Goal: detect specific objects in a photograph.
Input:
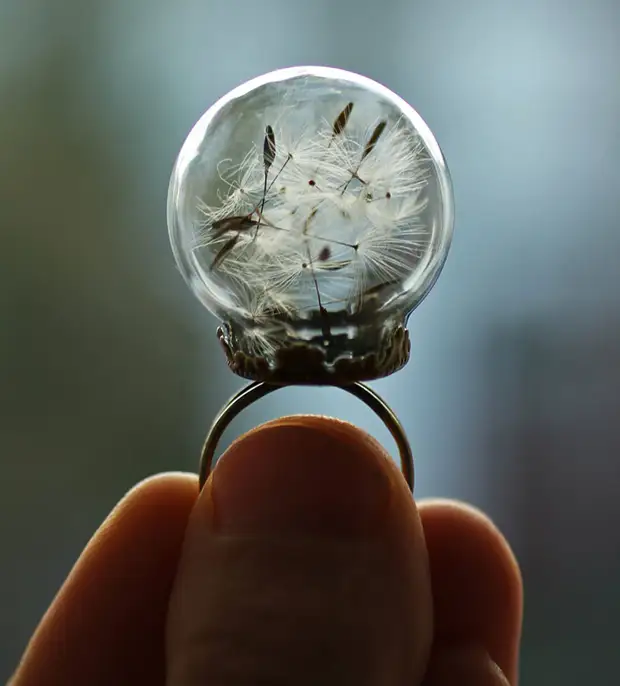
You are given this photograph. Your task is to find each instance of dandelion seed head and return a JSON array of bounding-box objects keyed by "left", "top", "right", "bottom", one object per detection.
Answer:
[{"left": 168, "top": 67, "right": 454, "bottom": 368}]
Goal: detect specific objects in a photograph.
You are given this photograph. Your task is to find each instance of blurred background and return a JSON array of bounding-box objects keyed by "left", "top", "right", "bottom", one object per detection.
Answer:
[{"left": 1, "top": 0, "right": 619, "bottom": 682}]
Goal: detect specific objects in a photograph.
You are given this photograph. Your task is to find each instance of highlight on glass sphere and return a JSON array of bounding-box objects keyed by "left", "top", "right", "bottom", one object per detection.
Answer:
[{"left": 167, "top": 66, "right": 454, "bottom": 382}]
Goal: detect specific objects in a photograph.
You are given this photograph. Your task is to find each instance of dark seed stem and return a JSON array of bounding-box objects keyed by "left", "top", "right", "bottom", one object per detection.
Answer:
[{"left": 304, "top": 245, "right": 331, "bottom": 339}]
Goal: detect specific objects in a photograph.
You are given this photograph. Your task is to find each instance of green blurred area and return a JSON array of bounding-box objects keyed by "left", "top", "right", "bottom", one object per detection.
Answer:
[{"left": 1, "top": 0, "right": 619, "bottom": 682}]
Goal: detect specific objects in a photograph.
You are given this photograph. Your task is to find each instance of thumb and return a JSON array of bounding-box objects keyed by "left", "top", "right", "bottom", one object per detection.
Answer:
[{"left": 166, "top": 416, "right": 433, "bottom": 686}]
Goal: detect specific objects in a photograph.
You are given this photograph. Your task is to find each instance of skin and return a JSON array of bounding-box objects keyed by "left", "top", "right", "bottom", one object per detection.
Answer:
[{"left": 11, "top": 416, "right": 522, "bottom": 685}]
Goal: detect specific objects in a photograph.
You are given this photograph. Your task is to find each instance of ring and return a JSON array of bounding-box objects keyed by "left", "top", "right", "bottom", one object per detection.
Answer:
[{"left": 198, "top": 381, "right": 414, "bottom": 492}]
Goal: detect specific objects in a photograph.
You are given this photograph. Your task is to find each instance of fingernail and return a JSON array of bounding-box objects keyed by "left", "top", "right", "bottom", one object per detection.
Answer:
[{"left": 210, "top": 416, "right": 395, "bottom": 538}]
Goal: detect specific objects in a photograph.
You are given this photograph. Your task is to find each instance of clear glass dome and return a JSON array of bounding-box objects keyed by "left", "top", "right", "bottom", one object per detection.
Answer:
[{"left": 168, "top": 66, "right": 454, "bottom": 382}]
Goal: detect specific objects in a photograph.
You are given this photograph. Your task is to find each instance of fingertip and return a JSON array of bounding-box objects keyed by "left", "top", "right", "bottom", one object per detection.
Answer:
[
  {"left": 424, "top": 645, "right": 510, "bottom": 686},
  {"left": 13, "top": 472, "right": 198, "bottom": 686},
  {"left": 420, "top": 498, "right": 522, "bottom": 587},
  {"left": 125, "top": 470, "right": 199, "bottom": 497},
  {"left": 210, "top": 415, "right": 404, "bottom": 538},
  {"left": 110, "top": 471, "right": 198, "bottom": 528},
  {"left": 419, "top": 499, "right": 523, "bottom": 684}
]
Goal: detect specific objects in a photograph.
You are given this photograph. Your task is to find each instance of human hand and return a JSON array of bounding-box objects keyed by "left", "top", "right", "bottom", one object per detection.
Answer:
[{"left": 11, "top": 416, "right": 522, "bottom": 685}]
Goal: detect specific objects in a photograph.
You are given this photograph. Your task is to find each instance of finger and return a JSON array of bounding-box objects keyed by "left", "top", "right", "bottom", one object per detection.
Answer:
[
  {"left": 166, "top": 416, "right": 433, "bottom": 686},
  {"left": 423, "top": 646, "right": 510, "bottom": 686},
  {"left": 419, "top": 500, "right": 523, "bottom": 685},
  {"left": 12, "top": 473, "right": 198, "bottom": 686}
]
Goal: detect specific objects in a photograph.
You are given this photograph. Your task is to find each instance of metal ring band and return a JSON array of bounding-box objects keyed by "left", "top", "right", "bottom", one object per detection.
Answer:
[{"left": 199, "top": 381, "right": 413, "bottom": 492}]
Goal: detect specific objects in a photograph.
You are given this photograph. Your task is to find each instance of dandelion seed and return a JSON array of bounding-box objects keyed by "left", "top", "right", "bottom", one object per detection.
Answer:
[
  {"left": 332, "top": 102, "right": 354, "bottom": 137},
  {"left": 210, "top": 234, "right": 240, "bottom": 270},
  {"left": 211, "top": 215, "right": 257, "bottom": 240},
  {"left": 362, "top": 120, "right": 387, "bottom": 161},
  {"left": 254, "top": 125, "right": 278, "bottom": 239},
  {"left": 263, "top": 125, "right": 276, "bottom": 170},
  {"left": 339, "top": 119, "right": 387, "bottom": 196}
]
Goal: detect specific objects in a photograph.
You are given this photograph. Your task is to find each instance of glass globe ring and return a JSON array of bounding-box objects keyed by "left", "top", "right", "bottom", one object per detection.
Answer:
[{"left": 167, "top": 67, "right": 454, "bottom": 492}]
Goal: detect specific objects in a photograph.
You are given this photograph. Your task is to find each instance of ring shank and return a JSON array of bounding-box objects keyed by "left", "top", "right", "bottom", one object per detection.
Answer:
[{"left": 199, "top": 381, "right": 414, "bottom": 492}]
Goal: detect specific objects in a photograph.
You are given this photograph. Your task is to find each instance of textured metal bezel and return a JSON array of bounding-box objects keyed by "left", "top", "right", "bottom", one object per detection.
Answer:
[{"left": 216, "top": 322, "right": 411, "bottom": 384}]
